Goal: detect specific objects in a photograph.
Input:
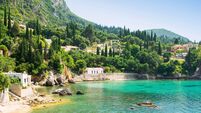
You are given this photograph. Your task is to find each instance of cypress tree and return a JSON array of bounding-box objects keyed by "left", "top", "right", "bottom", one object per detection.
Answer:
[
  {"left": 158, "top": 41, "right": 162, "bottom": 55},
  {"left": 39, "top": 42, "right": 43, "bottom": 55},
  {"left": 44, "top": 43, "right": 48, "bottom": 60},
  {"left": 96, "top": 47, "right": 100, "bottom": 55},
  {"left": 36, "top": 18, "right": 40, "bottom": 35},
  {"left": 4, "top": 6, "right": 7, "bottom": 26},
  {"left": 101, "top": 49, "right": 104, "bottom": 56},
  {"left": 0, "top": 20, "right": 2, "bottom": 39},
  {"left": 154, "top": 33, "right": 157, "bottom": 42},
  {"left": 28, "top": 29, "right": 33, "bottom": 63},
  {"left": 8, "top": 7, "right": 11, "bottom": 31},
  {"left": 112, "top": 48, "right": 115, "bottom": 57},
  {"left": 104, "top": 45, "right": 108, "bottom": 57},
  {"left": 25, "top": 25, "right": 29, "bottom": 39},
  {"left": 109, "top": 48, "right": 112, "bottom": 57}
]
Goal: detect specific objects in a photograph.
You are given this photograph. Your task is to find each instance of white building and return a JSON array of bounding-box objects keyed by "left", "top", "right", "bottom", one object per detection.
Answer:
[
  {"left": 61, "top": 46, "right": 79, "bottom": 52},
  {"left": 4, "top": 72, "right": 32, "bottom": 87},
  {"left": 86, "top": 68, "right": 104, "bottom": 75}
]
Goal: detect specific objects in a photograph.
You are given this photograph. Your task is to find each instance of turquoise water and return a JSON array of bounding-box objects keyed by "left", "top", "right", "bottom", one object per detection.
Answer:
[{"left": 32, "top": 80, "right": 201, "bottom": 113}]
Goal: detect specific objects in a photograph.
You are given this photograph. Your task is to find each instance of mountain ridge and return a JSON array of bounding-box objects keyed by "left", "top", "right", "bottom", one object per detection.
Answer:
[{"left": 145, "top": 28, "right": 190, "bottom": 42}]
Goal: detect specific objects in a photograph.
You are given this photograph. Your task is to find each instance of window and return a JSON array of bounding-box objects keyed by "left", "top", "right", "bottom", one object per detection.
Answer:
[{"left": 24, "top": 79, "right": 26, "bottom": 83}]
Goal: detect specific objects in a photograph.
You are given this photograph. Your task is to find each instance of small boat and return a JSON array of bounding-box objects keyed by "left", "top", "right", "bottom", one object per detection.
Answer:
[{"left": 136, "top": 101, "right": 158, "bottom": 108}]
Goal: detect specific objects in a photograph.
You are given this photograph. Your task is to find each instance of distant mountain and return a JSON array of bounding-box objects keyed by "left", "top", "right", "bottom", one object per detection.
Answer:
[{"left": 146, "top": 29, "right": 190, "bottom": 43}]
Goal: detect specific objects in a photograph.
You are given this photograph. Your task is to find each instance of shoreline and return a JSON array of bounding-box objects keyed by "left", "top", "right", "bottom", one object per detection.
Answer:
[{"left": 74, "top": 73, "right": 201, "bottom": 82}]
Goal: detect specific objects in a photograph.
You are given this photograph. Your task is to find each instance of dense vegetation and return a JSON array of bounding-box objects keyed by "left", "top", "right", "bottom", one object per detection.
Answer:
[{"left": 0, "top": 0, "right": 200, "bottom": 79}]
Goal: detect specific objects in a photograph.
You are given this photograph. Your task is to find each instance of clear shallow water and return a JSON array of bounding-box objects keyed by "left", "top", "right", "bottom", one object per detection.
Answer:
[{"left": 32, "top": 80, "right": 201, "bottom": 113}]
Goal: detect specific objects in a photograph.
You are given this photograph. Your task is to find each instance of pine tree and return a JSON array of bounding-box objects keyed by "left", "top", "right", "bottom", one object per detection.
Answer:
[
  {"left": 4, "top": 6, "right": 7, "bottom": 26},
  {"left": 28, "top": 29, "right": 33, "bottom": 63},
  {"left": 158, "top": 41, "right": 162, "bottom": 55}
]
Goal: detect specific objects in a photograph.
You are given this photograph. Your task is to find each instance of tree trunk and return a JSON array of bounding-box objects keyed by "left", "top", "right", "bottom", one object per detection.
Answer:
[{"left": 0, "top": 88, "right": 9, "bottom": 104}]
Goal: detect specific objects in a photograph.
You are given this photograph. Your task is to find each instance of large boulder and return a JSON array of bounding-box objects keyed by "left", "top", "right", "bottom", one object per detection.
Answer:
[
  {"left": 59, "top": 88, "right": 72, "bottom": 96},
  {"left": 52, "top": 88, "right": 72, "bottom": 96},
  {"left": 56, "top": 76, "right": 66, "bottom": 85},
  {"left": 46, "top": 79, "right": 55, "bottom": 86}
]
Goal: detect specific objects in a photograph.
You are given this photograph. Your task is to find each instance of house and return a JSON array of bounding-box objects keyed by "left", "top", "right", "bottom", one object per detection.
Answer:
[
  {"left": 61, "top": 46, "right": 79, "bottom": 52},
  {"left": 85, "top": 68, "right": 104, "bottom": 75},
  {"left": 171, "top": 43, "right": 198, "bottom": 53},
  {"left": 4, "top": 72, "right": 32, "bottom": 87}
]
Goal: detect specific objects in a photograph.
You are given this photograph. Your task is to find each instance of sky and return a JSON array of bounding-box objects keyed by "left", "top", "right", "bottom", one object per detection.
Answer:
[{"left": 66, "top": 0, "right": 201, "bottom": 41}]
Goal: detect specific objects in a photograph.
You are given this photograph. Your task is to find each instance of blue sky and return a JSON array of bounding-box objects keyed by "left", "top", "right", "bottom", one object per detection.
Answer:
[{"left": 66, "top": 0, "right": 201, "bottom": 41}]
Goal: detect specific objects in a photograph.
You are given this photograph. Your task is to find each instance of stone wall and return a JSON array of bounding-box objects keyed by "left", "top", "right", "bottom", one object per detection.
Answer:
[
  {"left": 105, "top": 73, "right": 154, "bottom": 80},
  {"left": 10, "top": 84, "right": 34, "bottom": 97},
  {"left": 76, "top": 73, "right": 154, "bottom": 81}
]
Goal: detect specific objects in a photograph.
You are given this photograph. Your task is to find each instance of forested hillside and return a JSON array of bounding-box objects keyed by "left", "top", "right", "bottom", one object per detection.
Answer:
[
  {"left": 146, "top": 29, "right": 190, "bottom": 43},
  {"left": 0, "top": 0, "right": 92, "bottom": 26}
]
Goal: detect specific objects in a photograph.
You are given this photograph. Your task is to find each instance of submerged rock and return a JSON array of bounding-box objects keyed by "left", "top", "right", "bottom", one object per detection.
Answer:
[{"left": 76, "top": 91, "right": 84, "bottom": 95}]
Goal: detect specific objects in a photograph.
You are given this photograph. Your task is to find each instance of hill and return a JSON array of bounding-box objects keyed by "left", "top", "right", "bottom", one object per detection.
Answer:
[
  {"left": 146, "top": 29, "right": 190, "bottom": 43},
  {"left": 0, "top": 0, "right": 92, "bottom": 26}
]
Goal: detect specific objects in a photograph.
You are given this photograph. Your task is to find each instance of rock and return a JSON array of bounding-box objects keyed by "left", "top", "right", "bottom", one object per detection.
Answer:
[
  {"left": 68, "top": 79, "right": 75, "bottom": 84},
  {"left": 76, "top": 91, "right": 84, "bottom": 95},
  {"left": 56, "top": 76, "right": 66, "bottom": 85},
  {"left": 52, "top": 88, "right": 63, "bottom": 94},
  {"left": 53, "top": 88, "right": 72, "bottom": 96},
  {"left": 129, "top": 107, "right": 135, "bottom": 110},
  {"left": 59, "top": 88, "right": 72, "bottom": 96},
  {"left": 60, "top": 84, "right": 65, "bottom": 87},
  {"left": 46, "top": 79, "right": 55, "bottom": 86}
]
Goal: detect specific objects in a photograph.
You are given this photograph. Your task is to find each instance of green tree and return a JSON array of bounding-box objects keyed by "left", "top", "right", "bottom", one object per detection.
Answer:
[
  {"left": 48, "top": 53, "right": 62, "bottom": 73},
  {"left": 7, "top": 7, "right": 11, "bottom": 32},
  {"left": 36, "top": 18, "right": 40, "bottom": 35},
  {"left": 158, "top": 41, "right": 162, "bottom": 55},
  {"left": 75, "top": 60, "right": 86, "bottom": 74},
  {"left": 0, "top": 73, "right": 11, "bottom": 91},
  {"left": 109, "top": 48, "right": 113, "bottom": 57},
  {"left": 101, "top": 49, "right": 104, "bottom": 56},
  {"left": 11, "top": 21, "right": 20, "bottom": 37},
  {"left": 105, "top": 45, "right": 108, "bottom": 57},
  {"left": 4, "top": 6, "right": 7, "bottom": 26},
  {"left": 0, "top": 56, "right": 15, "bottom": 72},
  {"left": 96, "top": 47, "right": 100, "bottom": 55}
]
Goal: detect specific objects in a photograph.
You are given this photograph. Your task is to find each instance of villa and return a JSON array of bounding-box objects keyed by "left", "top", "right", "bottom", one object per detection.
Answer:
[{"left": 4, "top": 72, "right": 32, "bottom": 87}]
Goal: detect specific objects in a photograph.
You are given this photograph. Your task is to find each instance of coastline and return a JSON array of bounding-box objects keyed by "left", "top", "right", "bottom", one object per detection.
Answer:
[
  {"left": 0, "top": 85, "right": 70, "bottom": 113},
  {"left": 2, "top": 73, "right": 200, "bottom": 113},
  {"left": 74, "top": 73, "right": 201, "bottom": 82}
]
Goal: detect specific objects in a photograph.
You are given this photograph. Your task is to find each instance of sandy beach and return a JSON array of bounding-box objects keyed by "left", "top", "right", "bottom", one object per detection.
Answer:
[{"left": 0, "top": 101, "right": 31, "bottom": 113}]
